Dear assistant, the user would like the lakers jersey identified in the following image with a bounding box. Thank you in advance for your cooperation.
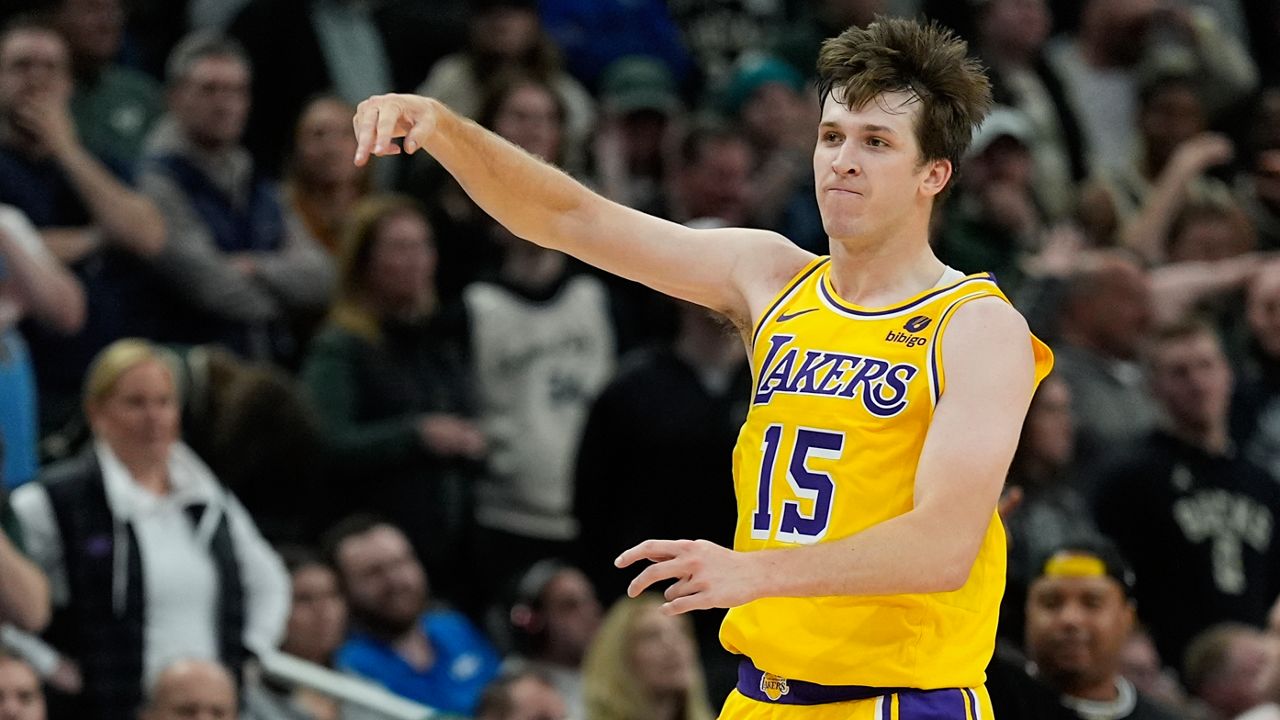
[720,256,1054,688]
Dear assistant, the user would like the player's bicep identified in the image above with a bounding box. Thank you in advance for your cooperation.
[914,299,1037,550]
[552,196,813,322]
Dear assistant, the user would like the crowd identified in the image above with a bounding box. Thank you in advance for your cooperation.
[0,0,1277,718]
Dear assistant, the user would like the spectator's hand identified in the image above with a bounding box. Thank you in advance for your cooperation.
[1168,133,1234,179]
[229,254,258,277]
[353,94,442,165]
[1022,224,1088,277]
[417,414,487,459]
[616,539,761,614]
[11,95,79,160]
[47,656,82,694]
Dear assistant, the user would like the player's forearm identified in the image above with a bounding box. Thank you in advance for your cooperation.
[749,508,985,598]
[422,102,597,253]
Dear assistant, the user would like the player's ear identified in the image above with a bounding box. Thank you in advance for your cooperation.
[920,158,952,198]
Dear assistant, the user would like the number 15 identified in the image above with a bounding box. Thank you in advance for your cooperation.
[751,425,844,544]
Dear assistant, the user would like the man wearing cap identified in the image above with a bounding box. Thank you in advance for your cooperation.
[1024,538,1186,720]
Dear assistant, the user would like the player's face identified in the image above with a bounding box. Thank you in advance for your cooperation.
[1025,574,1133,693]
[0,30,72,112]
[628,605,697,695]
[812,89,950,246]
[171,55,250,150]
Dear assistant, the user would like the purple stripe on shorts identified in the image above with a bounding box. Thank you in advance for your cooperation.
[896,688,969,719]
[736,659,907,706]
[881,693,894,720]
[965,688,979,719]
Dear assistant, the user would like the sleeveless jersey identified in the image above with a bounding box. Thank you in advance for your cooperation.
[720,256,1054,688]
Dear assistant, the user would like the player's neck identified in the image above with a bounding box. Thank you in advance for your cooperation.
[826,236,948,309]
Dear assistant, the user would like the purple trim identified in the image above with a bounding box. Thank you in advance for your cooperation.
[897,688,970,719]
[820,273,996,319]
[882,693,894,720]
[965,688,979,720]
[736,659,906,705]
[751,258,830,346]
[927,291,998,404]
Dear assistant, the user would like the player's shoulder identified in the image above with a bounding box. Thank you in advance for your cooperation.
[943,293,1029,338]
[732,230,818,297]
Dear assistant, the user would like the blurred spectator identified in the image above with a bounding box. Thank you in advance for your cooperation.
[581,595,714,720]
[244,547,347,720]
[937,106,1045,293]
[771,0,884,86]
[475,669,568,720]
[1045,0,1257,175]
[1001,377,1097,643]
[1183,623,1268,720]
[986,645,1078,720]
[1079,74,1235,262]
[0,487,49,634]
[0,17,165,438]
[573,293,745,698]
[48,0,163,168]
[417,0,594,173]
[140,32,334,364]
[301,195,484,606]
[1120,629,1191,715]
[0,205,84,489]
[0,653,44,720]
[10,339,290,720]
[464,224,615,609]
[283,96,370,257]
[1233,262,1280,481]
[228,0,461,178]
[1244,0,1280,87]
[972,0,1085,221]
[1024,539,1185,720]
[722,55,824,252]
[1052,253,1159,486]
[325,517,500,715]
[1242,596,1280,720]
[505,560,602,719]
[654,122,755,226]
[139,659,237,720]
[537,1,692,93]
[592,56,683,213]
[665,0,793,99]
[1237,89,1280,251]
[1094,320,1280,672]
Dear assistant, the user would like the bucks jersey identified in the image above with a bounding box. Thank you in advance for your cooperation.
[721,256,1054,688]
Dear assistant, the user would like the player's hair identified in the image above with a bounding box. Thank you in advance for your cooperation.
[164,30,250,86]
[816,16,992,170]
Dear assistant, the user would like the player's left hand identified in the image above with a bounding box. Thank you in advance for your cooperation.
[615,539,761,615]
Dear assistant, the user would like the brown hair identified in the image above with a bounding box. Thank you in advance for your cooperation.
[329,194,435,344]
[817,16,992,169]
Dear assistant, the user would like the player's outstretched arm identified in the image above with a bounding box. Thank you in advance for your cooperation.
[618,298,1038,613]
[353,94,811,322]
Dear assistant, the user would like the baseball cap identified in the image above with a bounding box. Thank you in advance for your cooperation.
[600,56,681,115]
[1033,537,1137,598]
[721,55,806,118]
[966,105,1034,158]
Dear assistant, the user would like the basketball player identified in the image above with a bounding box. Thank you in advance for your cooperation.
[353,17,1052,719]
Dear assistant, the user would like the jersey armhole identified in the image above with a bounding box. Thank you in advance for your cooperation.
[926,293,1054,408]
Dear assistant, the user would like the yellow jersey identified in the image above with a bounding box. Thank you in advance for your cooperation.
[720,256,1054,688]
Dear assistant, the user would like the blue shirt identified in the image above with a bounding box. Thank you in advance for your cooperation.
[337,610,500,715]
[0,327,37,488]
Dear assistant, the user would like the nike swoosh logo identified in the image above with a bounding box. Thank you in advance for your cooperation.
[776,308,818,323]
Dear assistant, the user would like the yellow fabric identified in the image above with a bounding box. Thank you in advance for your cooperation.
[720,257,1054,688]
[1043,552,1108,578]
[718,686,995,719]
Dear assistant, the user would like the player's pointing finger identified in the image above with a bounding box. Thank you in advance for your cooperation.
[615,539,681,569]
[353,101,379,166]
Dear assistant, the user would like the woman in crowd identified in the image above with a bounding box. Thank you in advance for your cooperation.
[300,195,485,611]
[283,96,372,257]
[10,338,290,720]
[581,595,714,720]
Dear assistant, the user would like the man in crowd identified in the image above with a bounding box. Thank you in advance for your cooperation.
[475,670,567,720]
[0,653,44,720]
[139,659,238,720]
[1182,623,1268,720]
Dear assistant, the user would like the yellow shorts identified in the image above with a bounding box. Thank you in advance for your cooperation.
[719,685,995,720]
